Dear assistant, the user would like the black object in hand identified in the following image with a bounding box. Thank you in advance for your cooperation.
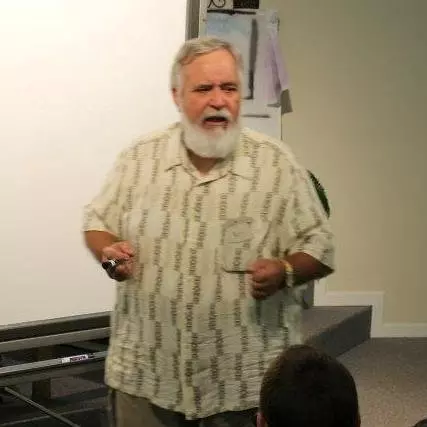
[101,259,125,271]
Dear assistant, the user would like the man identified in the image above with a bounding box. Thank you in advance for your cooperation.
[257,345,360,427]
[83,36,334,427]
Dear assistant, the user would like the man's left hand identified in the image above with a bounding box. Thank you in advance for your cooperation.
[248,258,286,300]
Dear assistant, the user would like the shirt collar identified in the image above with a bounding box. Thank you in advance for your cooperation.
[163,123,253,180]
[164,123,185,171]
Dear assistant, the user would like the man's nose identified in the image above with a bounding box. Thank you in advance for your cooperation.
[209,88,226,109]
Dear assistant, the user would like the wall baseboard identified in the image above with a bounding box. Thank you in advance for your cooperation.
[314,280,427,338]
[378,323,427,338]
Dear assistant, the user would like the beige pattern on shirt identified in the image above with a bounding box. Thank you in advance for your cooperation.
[83,122,334,419]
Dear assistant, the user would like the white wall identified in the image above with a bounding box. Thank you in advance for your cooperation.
[261,0,427,325]
[0,0,186,325]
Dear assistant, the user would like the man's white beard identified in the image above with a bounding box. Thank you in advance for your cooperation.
[181,113,241,159]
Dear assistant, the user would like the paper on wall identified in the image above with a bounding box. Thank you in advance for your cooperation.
[205,10,289,109]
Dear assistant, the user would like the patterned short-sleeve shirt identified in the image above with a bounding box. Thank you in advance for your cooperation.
[83,123,334,419]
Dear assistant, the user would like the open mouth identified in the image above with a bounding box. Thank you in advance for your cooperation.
[203,116,229,125]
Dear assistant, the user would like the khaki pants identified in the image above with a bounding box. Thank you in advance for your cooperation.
[108,389,257,427]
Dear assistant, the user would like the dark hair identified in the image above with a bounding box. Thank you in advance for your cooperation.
[260,345,360,427]
[413,419,427,427]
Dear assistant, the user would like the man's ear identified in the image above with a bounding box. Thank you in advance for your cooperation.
[257,411,267,427]
[172,88,181,111]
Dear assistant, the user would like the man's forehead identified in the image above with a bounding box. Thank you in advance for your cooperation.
[183,50,239,80]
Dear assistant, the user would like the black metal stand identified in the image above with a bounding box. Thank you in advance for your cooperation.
[2,387,80,427]
[0,313,110,425]
[0,351,107,387]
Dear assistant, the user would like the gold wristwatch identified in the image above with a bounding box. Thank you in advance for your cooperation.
[280,259,294,289]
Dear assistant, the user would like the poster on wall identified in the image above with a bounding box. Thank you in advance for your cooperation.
[204,9,291,139]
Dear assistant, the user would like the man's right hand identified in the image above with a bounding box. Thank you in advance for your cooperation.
[101,241,135,281]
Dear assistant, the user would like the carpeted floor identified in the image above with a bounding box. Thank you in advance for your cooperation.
[339,338,427,427]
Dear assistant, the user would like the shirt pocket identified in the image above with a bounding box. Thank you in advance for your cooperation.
[220,216,271,272]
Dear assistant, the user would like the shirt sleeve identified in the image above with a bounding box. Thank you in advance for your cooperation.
[284,165,335,270]
[82,149,131,239]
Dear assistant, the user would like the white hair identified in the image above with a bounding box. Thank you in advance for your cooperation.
[170,36,244,91]
[181,109,241,159]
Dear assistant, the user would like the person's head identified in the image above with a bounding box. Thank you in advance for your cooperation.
[258,345,360,427]
[171,36,243,159]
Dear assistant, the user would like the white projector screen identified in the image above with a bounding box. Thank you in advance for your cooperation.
[0,1,188,326]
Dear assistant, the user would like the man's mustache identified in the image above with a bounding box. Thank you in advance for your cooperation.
[200,109,233,122]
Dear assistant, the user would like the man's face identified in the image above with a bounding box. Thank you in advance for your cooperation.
[173,49,241,130]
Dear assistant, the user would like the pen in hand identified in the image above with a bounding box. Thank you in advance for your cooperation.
[101,258,133,281]
[101,258,127,271]
[101,241,135,281]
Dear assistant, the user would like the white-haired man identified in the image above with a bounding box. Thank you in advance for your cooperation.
[83,36,334,427]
